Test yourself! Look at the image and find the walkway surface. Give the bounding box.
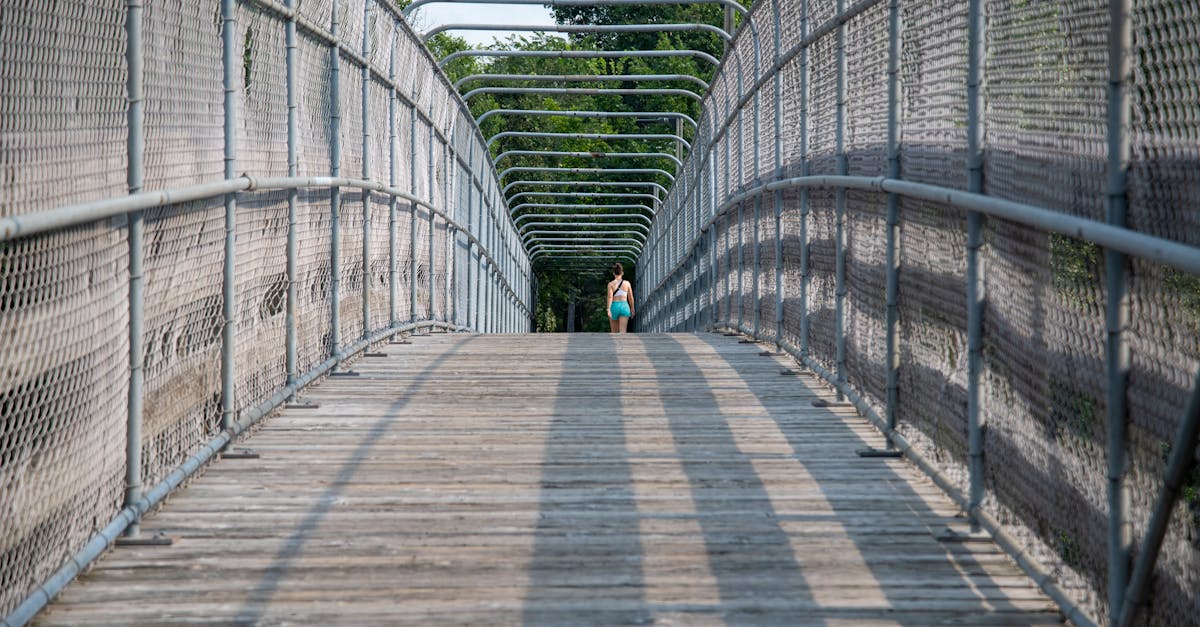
[37,333,1061,625]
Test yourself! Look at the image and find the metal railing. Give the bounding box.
[1,0,530,623]
[637,0,1200,626]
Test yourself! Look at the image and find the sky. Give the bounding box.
[410,2,561,47]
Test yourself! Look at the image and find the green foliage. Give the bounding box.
[1165,268,1200,321]
[1049,234,1099,297]
[421,2,748,331]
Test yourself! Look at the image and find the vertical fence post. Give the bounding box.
[475,195,484,333]
[752,28,763,339]
[285,0,299,387]
[736,64,745,332]
[883,0,901,446]
[387,20,398,329]
[834,0,848,401]
[965,0,987,532]
[736,201,744,331]
[409,107,418,323]
[221,0,239,429]
[445,148,455,325]
[360,1,372,339]
[357,2,372,338]
[707,157,716,329]
[724,212,731,327]
[428,128,436,323]
[799,0,811,359]
[772,0,784,348]
[329,3,342,359]
[1106,0,1133,619]
[123,0,145,537]
[465,145,475,330]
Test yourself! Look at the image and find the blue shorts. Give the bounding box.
[610,301,631,319]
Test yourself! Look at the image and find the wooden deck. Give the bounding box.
[37,333,1062,626]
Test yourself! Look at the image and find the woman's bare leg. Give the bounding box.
[618,317,629,333]
[610,317,619,333]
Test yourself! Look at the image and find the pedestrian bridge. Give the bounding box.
[2,0,1199,626]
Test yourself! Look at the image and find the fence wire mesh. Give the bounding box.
[0,0,530,618]
[642,0,1200,624]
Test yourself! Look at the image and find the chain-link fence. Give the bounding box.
[0,0,531,621]
[639,1,1200,625]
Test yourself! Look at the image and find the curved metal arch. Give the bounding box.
[404,0,749,19]
[509,191,661,204]
[533,252,639,265]
[441,48,720,69]
[463,86,703,103]
[494,150,683,169]
[514,212,654,226]
[456,73,709,92]
[502,179,670,197]
[497,166,676,183]
[522,230,648,246]
[487,131,689,151]
[518,221,651,235]
[477,109,696,130]
[421,22,732,43]
[510,202,657,216]
[529,244,643,259]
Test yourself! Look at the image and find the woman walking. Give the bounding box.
[607,262,634,333]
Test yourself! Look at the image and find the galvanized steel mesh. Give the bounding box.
[0,0,529,617]
[640,0,1200,625]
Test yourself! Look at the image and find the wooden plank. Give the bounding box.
[36,333,1061,625]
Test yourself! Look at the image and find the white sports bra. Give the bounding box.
[613,280,627,298]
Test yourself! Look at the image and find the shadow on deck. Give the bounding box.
[36,333,1061,626]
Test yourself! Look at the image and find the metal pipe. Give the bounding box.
[1117,366,1200,627]
[122,0,145,538]
[221,0,238,433]
[524,233,646,245]
[833,0,847,402]
[441,47,720,69]
[405,0,748,18]
[503,179,669,198]
[410,107,419,322]
[771,0,783,346]
[519,222,650,234]
[361,1,372,337]
[515,212,653,226]
[509,191,661,203]
[510,202,656,216]
[883,0,900,447]
[752,193,761,337]
[446,150,455,325]
[329,3,342,358]
[478,108,696,130]
[456,72,709,92]
[488,131,689,151]
[466,140,475,330]
[494,149,683,169]
[801,0,811,353]
[422,22,732,43]
[965,0,986,532]
[428,129,436,321]
[1105,0,1133,619]
[285,0,299,387]
[464,86,703,103]
[387,18,398,328]
[497,165,676,184]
